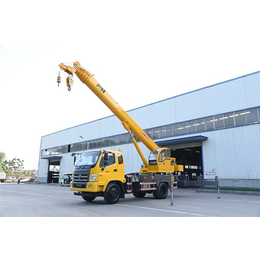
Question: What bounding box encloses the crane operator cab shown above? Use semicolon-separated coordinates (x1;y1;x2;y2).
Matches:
142;147;182;174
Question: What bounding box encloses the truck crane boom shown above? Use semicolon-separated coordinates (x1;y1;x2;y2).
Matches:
59;61;183;174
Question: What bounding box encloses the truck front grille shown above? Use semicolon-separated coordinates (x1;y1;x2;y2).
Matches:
73;166;90;188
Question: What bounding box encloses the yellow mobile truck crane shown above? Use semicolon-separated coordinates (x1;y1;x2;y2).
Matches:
58;61;183;204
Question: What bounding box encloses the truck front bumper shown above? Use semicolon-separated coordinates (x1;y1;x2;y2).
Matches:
70;181;103;193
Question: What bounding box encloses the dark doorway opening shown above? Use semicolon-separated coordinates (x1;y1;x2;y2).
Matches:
171;146;203;181
157;137;207;187
47;159;61;183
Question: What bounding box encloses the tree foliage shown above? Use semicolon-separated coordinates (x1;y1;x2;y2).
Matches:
0;152;5;172
0;152;24;174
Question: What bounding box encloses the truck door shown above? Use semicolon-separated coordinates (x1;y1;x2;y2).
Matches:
99;152;118;179
158;148;171;173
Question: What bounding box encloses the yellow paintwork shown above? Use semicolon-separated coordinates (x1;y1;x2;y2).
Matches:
70;149;126;193
59;61;183;180
59;62;159;153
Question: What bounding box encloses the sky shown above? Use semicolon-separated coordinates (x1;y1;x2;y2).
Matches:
1;0;260;169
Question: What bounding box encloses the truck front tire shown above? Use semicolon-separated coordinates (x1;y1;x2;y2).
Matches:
153;182;168;199
104;183;121;204
82;196;96;202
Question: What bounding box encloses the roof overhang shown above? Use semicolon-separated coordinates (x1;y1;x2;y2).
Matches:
41;155;62;160
156;135;208;146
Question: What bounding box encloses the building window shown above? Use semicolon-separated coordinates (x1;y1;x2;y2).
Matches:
153;127;160;139
224;112;235;127
234;111;246;126
159;126;166;138
205;116;214;131
195;118;205;132
246;108;258;124
214;115;225;129
42;106;260;157
172;123;180;136
166;125;173;137
118;133;129;144
186;120;196;134
178;122;187;135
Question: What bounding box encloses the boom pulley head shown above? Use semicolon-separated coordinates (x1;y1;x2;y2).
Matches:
57;62;77;91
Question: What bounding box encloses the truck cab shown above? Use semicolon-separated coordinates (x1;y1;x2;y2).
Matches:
71;149;126;203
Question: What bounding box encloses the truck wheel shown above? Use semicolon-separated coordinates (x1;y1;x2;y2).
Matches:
133;190;146;198
152;190;158;199
82;196;96;202
154;182;168;199
104;183;121;204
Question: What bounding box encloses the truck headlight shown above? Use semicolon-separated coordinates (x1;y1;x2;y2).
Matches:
89;174;97;182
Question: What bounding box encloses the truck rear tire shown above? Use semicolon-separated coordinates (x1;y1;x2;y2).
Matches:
153;182;168;199
133;190;146;198
104;183;121;204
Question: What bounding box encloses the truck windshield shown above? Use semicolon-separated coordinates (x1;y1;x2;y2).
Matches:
76;151;101;167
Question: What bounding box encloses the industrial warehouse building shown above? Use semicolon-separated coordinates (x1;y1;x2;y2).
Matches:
38;71;260;188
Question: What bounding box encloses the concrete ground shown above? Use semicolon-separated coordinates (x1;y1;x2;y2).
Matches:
0;182;260;217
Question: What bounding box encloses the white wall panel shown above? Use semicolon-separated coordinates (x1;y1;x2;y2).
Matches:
203;125;260;180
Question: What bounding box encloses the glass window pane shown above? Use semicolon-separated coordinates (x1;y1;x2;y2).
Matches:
95;139;103;148
246;108;258;124
42;149;49;157
118;153;123;164
172;123;180;136
186;120;196;134
118;134;128;144
159;126;166;138
166;125;173;137
104;138;111;147
205;116;214;131
110;135;118;146
89;140;98;149
100;152;115;167
73;143;81;152
224;113;235;127
153;127;160;139
158;149;167;162
195;118;205;132
234;111;246;126
214;115;225;129
178;122;187;135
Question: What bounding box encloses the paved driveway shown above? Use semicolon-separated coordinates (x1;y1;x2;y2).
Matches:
1;183;260;217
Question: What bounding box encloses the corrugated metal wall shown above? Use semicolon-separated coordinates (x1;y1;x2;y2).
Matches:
38;71;260;183
203;124;260;180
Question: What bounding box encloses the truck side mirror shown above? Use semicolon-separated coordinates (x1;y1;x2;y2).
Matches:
104;152;109;161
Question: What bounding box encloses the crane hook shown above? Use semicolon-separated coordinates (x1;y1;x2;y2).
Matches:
57;71;61;86
66;75;74;91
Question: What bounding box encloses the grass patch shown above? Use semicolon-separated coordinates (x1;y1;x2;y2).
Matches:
201;186;260;192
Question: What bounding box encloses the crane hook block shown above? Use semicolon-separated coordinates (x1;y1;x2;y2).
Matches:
57;72;61;86
66;75;74;91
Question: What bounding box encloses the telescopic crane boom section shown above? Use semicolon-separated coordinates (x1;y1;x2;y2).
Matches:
59;61;158;166
59;61;183;174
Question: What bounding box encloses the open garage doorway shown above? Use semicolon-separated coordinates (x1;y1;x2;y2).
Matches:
171;146;202;181
47;159;61;183
157;136;207;187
